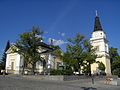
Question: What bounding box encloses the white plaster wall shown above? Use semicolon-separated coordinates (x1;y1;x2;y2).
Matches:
92;31;106;39
5;53;21;74
14;54;20;74
5;54;9;73
48;54;55;69
47;54;51;69
90;31;111;75
36;61;43;73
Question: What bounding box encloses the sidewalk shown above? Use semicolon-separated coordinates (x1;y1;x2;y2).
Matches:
70;79;120;90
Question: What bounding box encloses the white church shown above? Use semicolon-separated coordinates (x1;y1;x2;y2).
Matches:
90;13;111;75
5;13;111;75
5;42;62;74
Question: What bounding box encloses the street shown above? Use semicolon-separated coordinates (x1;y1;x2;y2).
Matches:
0;76;120;90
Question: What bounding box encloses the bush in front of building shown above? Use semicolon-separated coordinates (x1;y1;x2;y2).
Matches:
50;69;62;75
50;69;73;75
112;68;120;77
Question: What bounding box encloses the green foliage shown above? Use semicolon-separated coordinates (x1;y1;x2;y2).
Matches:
82;40;97;75
51;45;62;59
112;68;120;77
50;69;73;75
65;33;86;71
109;47;120;75
63;53;78;71
98;62;105;71
112;56;120;69
14;26;45;74
0;41;10;70
109;47;119;64
112;56;120;76
50;69;62;75
63;33;97;75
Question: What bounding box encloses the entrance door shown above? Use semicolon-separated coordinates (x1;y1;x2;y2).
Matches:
11;62;14;70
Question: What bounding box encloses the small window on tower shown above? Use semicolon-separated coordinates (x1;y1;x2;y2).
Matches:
95;46;99;51
105;45;108;53
101;33;102;35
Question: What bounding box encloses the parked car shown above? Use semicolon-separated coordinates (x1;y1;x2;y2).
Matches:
0;70;8;75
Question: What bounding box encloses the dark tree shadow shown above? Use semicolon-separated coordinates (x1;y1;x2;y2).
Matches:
81;87;97;90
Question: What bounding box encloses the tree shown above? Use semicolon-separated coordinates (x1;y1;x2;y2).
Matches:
63;52;76;73
109;47;120;76
98;62;105;71
81;40;97;76
112;56;120;76
51;45;62;59
109;47;119;64
109;47;119;73
14;26;44;74
64;33;85;73
0;41;10;70
63;33;97;75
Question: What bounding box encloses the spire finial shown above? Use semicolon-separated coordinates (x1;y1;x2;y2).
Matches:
94;10;103;32
95;10;98;16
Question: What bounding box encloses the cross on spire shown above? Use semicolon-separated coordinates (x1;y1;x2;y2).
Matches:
93;11;103;32
95;10;98;16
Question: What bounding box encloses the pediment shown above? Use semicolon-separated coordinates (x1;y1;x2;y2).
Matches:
6;44;18;54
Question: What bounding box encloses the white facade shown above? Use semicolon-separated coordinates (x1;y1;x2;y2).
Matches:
90;29;111;75
5;53;22;74
6;52;56;74
5;45;61;74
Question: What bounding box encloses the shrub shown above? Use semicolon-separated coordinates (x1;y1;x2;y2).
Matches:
98;62;105;71
50;69;73;75
113;68;120;77
50;69;62;75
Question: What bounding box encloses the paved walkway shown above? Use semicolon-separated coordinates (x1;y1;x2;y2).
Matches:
0;75;120;90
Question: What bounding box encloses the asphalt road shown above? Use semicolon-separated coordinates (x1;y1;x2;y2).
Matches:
0;75;120;90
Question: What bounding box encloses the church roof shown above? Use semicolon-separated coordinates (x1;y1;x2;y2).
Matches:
6;42;53;54
39;42;53;50
93;16;103;32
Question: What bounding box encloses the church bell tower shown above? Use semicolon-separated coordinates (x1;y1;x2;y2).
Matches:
90;12;111;75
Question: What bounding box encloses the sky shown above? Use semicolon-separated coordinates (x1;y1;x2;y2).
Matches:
0;0;120;58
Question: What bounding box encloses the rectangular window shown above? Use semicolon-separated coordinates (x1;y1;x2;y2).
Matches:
11;62;14;70
95;46;99;51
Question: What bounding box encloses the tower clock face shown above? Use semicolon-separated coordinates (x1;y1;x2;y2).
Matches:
93;32;105;38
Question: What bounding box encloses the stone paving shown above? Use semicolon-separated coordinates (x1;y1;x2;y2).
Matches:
0;75;120;90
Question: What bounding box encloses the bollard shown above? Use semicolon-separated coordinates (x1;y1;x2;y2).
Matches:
3;70;5;77
91;75;94;84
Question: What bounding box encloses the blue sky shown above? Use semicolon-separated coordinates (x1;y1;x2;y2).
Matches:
0;0;120;57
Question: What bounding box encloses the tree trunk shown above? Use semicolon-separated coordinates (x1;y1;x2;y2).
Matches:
31;62;36;75
43;60;46;75
88;62;91;76
22;61;25;75
78;61;81;75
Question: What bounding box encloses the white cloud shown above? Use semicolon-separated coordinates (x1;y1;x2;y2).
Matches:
44;31;48;34
53;39;66;46
58;32;61;34
58;32;65;37
61;33;65;36
48;38;67;46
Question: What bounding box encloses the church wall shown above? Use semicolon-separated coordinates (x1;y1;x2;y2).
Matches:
15;54;20;74
36;61;43;73
105;57;111;75
91;54;111;75
91;63;98;74
6;53;20;74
